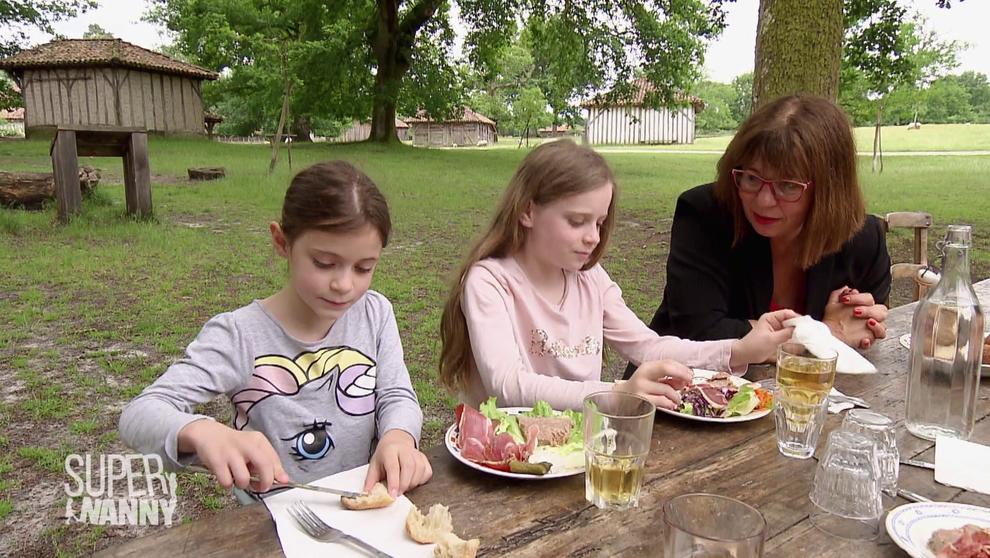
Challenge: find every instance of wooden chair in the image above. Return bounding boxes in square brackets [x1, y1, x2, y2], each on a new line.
[880, 211, 934, 301]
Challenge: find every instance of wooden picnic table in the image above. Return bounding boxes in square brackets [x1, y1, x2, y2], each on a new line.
[98, 279, 990, 558]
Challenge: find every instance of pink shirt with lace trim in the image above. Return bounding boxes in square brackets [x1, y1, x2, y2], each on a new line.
[460, 256, 736, 410]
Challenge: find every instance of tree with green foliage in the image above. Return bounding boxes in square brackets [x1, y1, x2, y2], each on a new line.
[465, 38, 537, 137]
[923, 77, 975, 123]
[1, 0, 96, 109]
[0, 72, 19, 111]
[692, 80, 736, 134]
[1, 0, 96, 57]
[512, 85, 552, 144]
[148, 0, 374, 168]
[840, 5, 958, 171]
[729, 72, 753, 123]
[152, 0, 729, 144]
[946, 71, 990, 123]
[752, 0, 963, 115]
[82, 23, 112, 38]
[843, 0, 913, 172]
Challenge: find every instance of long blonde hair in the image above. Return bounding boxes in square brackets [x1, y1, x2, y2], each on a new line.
[438, 139, 618, 392]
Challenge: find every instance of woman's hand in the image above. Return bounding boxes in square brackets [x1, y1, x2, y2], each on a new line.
[822, 287, 888, 349]
[731, 309, 799, 366]
[364, 429, 433, 497]
[615, 359, 693, 410]
[177, 418, 289, 492]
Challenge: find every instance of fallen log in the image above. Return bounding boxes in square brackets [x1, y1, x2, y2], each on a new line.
[0, 166, 100, 209]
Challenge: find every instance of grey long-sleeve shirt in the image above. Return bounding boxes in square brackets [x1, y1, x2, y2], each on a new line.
[118, 291, 423, 486]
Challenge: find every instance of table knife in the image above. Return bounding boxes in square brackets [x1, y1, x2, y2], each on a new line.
[186, 465, 366, 498]
[896, 488, 932, 503]
[828, 393, 871, 408]
[900, 458, 935, 470]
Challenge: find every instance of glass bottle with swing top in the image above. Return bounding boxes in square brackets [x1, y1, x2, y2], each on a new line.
[905, 225, 984, 440]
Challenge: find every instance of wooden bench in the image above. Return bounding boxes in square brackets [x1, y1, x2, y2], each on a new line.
[50, 125, 151, 223]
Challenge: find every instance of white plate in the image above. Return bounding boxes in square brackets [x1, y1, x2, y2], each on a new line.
[656, 369, 772, 424]
[900, 333, 990, 377]
[445, 407, 584, 480]
[885, 501, 990, 558]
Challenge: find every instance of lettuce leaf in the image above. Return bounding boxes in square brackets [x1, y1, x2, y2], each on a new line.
[726, 384, 759, 417]
[479, 396, 524, 443]
[562, 409, 583, 446]
[479, 396, 500, 419]
[524, 400, 555, 417]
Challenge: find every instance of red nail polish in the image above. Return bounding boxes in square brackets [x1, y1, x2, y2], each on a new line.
[841, 296, 850, 303]
[869, 319, 877, 326]
[854, 308, 862, 316]
[863, 340, 871, 348]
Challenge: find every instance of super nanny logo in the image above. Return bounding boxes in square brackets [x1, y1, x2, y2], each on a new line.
[64, 454, 179, 527]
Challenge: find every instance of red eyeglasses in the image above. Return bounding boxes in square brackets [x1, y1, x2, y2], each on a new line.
[731, 169, 811, 202]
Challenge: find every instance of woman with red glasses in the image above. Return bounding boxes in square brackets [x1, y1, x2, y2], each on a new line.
[628, 95, 890, 371]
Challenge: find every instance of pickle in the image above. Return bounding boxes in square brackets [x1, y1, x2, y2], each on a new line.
[509, 460, 552, 475]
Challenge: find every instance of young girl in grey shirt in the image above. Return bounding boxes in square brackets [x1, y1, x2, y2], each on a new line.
[119, 161, 431, 499]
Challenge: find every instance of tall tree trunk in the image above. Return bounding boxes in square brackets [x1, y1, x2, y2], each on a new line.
[872, 102, 884, 174]
[369, 62, 402, 143]
[290, 115, 313, 142]
[752, 0, 843, 111]
[368, 0, 442, 143]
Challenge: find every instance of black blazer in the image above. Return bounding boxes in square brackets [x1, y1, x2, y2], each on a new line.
[624, 183, 891, 375]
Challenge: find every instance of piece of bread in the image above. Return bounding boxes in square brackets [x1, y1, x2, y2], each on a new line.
[434, 532, 480, 558]
[340, 482, 395, 510]
[406, 504, 453, 543]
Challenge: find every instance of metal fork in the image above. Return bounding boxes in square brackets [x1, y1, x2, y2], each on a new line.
[287, 501, 393, 558]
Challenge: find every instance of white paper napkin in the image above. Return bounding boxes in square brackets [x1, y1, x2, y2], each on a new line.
[263, 464, 434, 558]
[783, 316, 877, 374]
[934, 436, 990, 496]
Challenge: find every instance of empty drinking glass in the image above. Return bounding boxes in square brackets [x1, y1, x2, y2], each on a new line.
[774, 395, 830, 460]
[840, 410, 899, 493]
[663, 493, 767, 558]
[809, 430, 883, 540]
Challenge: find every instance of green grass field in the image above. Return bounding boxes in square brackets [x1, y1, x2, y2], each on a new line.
[500, 123, 990, 152]
[1, 135, 988, 555]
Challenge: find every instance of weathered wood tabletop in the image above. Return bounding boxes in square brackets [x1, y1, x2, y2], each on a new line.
[98, 279, 990, 558]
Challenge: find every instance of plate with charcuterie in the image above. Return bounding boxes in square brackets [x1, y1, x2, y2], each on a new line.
[445, 398, 585, 479]
[656, 369, 774, 424]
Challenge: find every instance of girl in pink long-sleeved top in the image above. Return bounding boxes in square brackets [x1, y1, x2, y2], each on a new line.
[439, 140, 798, 411]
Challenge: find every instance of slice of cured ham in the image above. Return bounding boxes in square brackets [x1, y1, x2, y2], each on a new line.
[455, 404, 538, 470]
[929, 524, 990, 558]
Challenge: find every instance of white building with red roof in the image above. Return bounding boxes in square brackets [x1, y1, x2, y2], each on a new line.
[582, 78, 705, 145]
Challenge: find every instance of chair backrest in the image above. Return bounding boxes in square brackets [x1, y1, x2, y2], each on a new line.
[879, 211, 934, 301]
